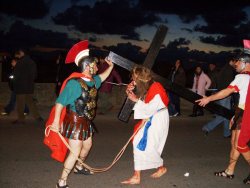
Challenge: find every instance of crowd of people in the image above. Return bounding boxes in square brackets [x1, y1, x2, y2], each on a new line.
[1, 39, 250, 187]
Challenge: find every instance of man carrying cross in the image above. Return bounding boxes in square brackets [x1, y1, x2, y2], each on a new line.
[121, 65, 169, 185]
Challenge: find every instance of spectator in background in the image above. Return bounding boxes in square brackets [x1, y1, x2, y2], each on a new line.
[55, 52, 65, 96]
[167, 59, 186, 116]
[190, 65, 211, 117]
[1, 58, 29, 116]
[13, 49, 43, 124]
[202, 59, 236, 137]
[207, 63, 219, 96]
[97, 56, 122, 115]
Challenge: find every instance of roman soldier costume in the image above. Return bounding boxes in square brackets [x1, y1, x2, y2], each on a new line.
[44, 40, 101, 162]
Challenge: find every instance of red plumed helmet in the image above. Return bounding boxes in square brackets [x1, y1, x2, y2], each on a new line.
[65, 40, 89, 65]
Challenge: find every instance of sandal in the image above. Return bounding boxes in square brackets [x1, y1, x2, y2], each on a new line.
[214, 170, 234, 179]
[74, 167, 94, 175]
[56, 183, 69, 188]
[243, 173, 250, 184]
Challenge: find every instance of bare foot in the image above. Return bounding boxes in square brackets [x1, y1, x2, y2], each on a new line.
[121, 176, 140, 185]
[150, 166, 167, 178]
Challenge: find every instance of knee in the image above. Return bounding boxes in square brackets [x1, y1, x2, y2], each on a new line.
[85, 141, 92, 150]
[83, 139, 92, 151]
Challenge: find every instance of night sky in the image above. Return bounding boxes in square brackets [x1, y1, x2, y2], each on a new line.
[0, 0, 250, 82]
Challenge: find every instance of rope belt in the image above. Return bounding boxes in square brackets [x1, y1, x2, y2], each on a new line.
[44, 107, 167, 173]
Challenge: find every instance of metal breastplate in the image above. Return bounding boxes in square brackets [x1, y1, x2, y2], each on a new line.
[74, 78, 97, 120]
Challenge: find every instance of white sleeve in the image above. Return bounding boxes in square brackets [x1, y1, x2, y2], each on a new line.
[229, 74, 244, 92]
[133, 94, 165, 119]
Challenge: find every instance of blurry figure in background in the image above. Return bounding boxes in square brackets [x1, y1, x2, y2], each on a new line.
[190, 65, 211, 117]
[121, 65, 169, 185]
[206, 63, 219, 96]
[167, 59, 186, 117]
[97, 56, 122, 115]
[55, 52, 66, 97]
[13, 49, 43, 124]
[202, 59, 236, 137]
[1, 58, 29, 116]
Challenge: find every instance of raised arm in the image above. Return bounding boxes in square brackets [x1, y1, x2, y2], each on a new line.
[98, 57, 114, 82]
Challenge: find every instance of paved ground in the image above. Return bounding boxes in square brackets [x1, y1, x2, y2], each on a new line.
[0, 104, 248, 188]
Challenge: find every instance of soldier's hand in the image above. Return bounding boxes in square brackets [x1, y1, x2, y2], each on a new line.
[195, 96, 210, 107]
[105, 57, 114, 67]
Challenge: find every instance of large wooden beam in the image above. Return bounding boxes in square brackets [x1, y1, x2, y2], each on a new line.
[109, 25, 168, 122]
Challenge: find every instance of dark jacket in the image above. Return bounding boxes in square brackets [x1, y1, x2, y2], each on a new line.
[168, 66, 186, 87]
[13, 55, 37, 94]
[216, 63, 235, 91]
[8, 67, 15, 91]
[207, 68, 219, 89]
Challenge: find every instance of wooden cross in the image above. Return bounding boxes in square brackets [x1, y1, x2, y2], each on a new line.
[108, 25, 234, 122]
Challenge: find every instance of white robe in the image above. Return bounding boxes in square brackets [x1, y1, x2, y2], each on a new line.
[132, 94, 169, 171]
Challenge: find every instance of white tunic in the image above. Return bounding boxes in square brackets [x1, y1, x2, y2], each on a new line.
[229, 74, 250, 110]
[132, 94, 169, 170]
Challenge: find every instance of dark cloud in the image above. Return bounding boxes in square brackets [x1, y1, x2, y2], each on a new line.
[52, 0, 161, 40]
[200, 36, 241, 48]
[181, 28, 193, 33]
[0, 20, 76, 51]
[199, 21, 250, 47]
[138, 0, 249, 23]
[155, 38, 238, 68]
[0, 0, 50, 19]
[194, 9, 248, 35]
[103, 42, 146, 63]
[166, 38, 191, 48]
[70, 0, 82, 4]
[138, 0, 250, 48]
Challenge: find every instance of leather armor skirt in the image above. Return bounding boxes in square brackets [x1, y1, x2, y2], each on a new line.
[61, 110, 94, 140]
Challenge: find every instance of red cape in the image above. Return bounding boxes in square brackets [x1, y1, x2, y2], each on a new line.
[133, 82, 169, 134]
[238, 81, 250, 152]
[43, 72, 90, 162]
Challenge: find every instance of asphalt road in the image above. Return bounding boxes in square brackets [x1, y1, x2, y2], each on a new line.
[0, 105, 248, 188]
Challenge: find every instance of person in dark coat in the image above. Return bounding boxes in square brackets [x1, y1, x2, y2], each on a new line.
[13, 49, 43, 124]
[167, 59, 186, 116]
[1, 58, 29, 115]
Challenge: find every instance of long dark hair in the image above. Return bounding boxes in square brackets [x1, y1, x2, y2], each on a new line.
[131, 65, 154, 99]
